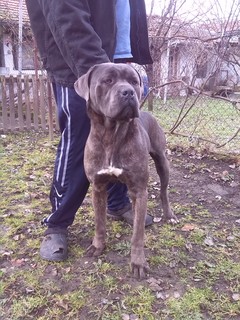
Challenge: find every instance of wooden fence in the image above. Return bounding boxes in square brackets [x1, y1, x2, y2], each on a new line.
[0, 75, 58, 139]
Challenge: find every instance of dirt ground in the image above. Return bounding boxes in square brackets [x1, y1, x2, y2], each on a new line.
[0, 134, 240, 319]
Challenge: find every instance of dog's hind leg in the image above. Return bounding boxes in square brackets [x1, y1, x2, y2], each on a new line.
[86, 185, 107, 257]
[151, 151, 179, 224]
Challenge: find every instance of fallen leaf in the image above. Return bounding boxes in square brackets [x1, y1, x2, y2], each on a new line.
[11, 258, 25, 267]
[2, 250, 13, 256]
[173, 291, 181, 299]
[65, 267, 71, 273]
[51, 268, 58, 276]
[226, 235, 235, 242]
[129, 315, 139, 320]
[156, 292, 166, 300]
[221, 171, 234, 181]
[204, 261, 215, 268]
[122, 314, 139, 320]
[185, 242, 193, 252]
[147, 277, 163, 292]
[56, 299, 69, 310]
[204, 236, 214, 246]
[232, 293, 240, 301]
[101, 298, 109, 304]
[181, 224, 198, 231]
[26, 287, 35, 294]
[170, 260, 178, 268]
[13, 235, 21, 241]
[230, 181, 238, 187]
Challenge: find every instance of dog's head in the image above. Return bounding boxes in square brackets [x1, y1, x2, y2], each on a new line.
[74, 63, 143, 121]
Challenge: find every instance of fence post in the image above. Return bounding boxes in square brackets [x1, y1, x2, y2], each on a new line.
[47, 80, 54, 140]
[8, 76, 16, 130]
[0, 76, 8, 130]
[39, 75, 46, 131]
[32, 75, 39, 129]
[24, 75, 32, 129]
[17, 75, 24, 130]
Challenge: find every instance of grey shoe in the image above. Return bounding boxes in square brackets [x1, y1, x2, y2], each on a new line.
[107, 203, 153, 227]
[40, 228, 68, 261]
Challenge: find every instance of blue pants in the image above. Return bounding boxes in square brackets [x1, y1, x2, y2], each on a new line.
[43, 83, 130, 228]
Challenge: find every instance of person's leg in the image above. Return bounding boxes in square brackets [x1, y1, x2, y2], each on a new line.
[107, 182, 130, 211]
[43, 84, 90, 229]
[107, 182, 153, 227]
[40, 84, 90, 261]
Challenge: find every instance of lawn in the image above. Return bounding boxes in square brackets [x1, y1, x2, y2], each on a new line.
[150, 96, 240, 155]
[0, 129, 239, 319]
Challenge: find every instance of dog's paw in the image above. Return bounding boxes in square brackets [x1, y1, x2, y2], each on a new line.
[168, 216, 179, 225]
[131, 261, 150, 279]
[163, 210, 179, 225]
[86, 244, 105, 257]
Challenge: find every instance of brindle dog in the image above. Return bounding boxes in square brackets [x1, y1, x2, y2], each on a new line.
[74, 63, 178, 278]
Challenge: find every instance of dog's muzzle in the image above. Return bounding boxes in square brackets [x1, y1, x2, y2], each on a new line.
[117, 89, 139, 120]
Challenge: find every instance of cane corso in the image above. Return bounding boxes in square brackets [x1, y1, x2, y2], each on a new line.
[74, 63, 178, 278]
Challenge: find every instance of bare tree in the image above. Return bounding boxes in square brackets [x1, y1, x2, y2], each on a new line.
[145, 0, 240, 109]
[143, 0, 240, 149]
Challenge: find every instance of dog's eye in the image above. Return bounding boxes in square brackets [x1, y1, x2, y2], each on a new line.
[104, 78, 113, 84]
[131, 80, 138, 86]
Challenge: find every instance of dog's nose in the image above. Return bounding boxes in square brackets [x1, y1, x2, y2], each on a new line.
[122, 89, 134, 97]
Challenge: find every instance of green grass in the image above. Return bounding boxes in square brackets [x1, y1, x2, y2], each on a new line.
[167, 287, 213, 319]
[147, 96, 240, 154]
[0, 132, 239, 319]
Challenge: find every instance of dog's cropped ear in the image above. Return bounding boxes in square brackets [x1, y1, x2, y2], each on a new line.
[74, 65, 98, 102]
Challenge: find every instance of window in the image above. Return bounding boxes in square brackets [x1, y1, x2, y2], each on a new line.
[168, 46, 179, 80]
[22, 38, 35, 70]
[0, 41, 4, 67]
[12, 34, 35, 70]
[196, 52, 208, 78]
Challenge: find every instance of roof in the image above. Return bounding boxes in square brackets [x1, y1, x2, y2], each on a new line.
[0, 0, 29, 24]
[148, 15, 240, 42]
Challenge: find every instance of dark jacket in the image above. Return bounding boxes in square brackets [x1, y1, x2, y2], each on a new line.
[26, 0, 152, 87]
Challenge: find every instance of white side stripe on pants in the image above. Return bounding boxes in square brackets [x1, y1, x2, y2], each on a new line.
[56, 86, 72, 188]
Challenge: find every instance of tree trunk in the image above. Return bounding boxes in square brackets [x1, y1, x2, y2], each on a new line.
[146, 64, 154, 111]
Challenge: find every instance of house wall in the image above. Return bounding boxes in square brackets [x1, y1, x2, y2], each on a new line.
[0, 0, 36, 76]
[0, 33, 14, 74]
[0, 31, 36, 76]
[159, 42, 240, 96]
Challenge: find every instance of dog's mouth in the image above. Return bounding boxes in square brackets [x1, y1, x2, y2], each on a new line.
[114, 93, 139, 121]
[116, 101, 139, 121]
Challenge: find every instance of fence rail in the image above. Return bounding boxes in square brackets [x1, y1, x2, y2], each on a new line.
[0, 75, 58, 139]
[0, 74, 239, 155]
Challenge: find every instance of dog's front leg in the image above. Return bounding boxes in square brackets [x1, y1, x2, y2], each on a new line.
[86, 185, 107, 257]
[130, 191, 150, 279]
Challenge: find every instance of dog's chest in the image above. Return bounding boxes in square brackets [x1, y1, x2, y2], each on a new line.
[85, 122, 150, 181]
